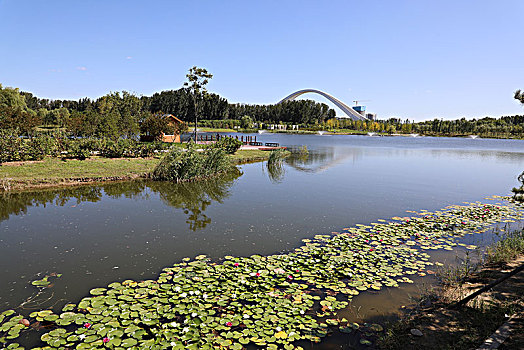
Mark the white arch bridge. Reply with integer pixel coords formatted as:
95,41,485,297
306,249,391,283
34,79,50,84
278,89,369,121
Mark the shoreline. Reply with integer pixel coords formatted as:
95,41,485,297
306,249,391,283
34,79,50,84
378,248,524,349
197,128,524,140
0,149,276,192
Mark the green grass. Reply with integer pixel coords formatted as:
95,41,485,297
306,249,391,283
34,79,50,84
229,149,277,164
0,149,276,190
0,157,160,190
197,127,237,133
485,229,524,265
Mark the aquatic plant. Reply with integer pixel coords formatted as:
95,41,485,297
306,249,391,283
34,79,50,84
267,148,287,165
0,198,521,349
152,145,233,183
485,229,524,264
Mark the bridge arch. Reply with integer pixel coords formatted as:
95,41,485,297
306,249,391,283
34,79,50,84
278,89,367,121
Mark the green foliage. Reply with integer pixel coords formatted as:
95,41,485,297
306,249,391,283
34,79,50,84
0,130,58,163
26,135,58,160
240,115,253,128
139,112,174,140
6,81,524,140
0,84,28,110
0,129,25,163
0,130,172,163
485,229,524,265
184,66,213,140
267,148,288,164
212,137,242,154
152,145,233,182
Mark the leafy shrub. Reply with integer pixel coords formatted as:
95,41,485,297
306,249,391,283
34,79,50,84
212,137,242,154
0,129,25,163
267,148,288,164
25,135,58,160
152,145,232,182
0,130,60,162
485,229,524,265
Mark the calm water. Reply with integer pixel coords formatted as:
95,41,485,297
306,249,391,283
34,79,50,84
1,134,524,345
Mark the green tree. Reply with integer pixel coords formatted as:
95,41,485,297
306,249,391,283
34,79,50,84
140,112,174,141
0,84,28,110
183,66,213,141
0,84,41,133
240,115,253,129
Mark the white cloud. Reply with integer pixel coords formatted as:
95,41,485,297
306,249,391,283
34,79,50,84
77,66,87,71
126,56,133,60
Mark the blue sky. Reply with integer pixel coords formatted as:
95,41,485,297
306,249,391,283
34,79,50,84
1,0,523,121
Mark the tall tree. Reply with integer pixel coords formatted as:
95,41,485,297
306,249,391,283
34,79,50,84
183,66,213,141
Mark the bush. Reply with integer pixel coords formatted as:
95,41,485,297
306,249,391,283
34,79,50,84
212,137,242,154
25,135,58,160
0,130,60,163
0,129,25,163
0,131,170,163
485,230,524,265
152,145,233,182
267,148,288,164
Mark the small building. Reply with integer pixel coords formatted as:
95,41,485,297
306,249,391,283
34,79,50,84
160,114,184,143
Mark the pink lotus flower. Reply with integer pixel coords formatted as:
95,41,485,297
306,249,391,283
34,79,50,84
234,262,239,267
369,248,374,251
226,321,233,327
103,337,109,343
255,272,261,277
84,322,91,328
295,269,299,272
287,275,293,280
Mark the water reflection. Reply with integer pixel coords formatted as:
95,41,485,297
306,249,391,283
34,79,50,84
0,169,242,231
284,146,363,174
149,169,242,230
266,161,286,183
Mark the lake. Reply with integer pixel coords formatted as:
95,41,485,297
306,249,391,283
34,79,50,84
1,134,523,348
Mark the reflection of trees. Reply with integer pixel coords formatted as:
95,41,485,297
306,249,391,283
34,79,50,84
0,169,242,231
0,186,106,222
284,146,362,174
266,162,285,183
147,168,242,231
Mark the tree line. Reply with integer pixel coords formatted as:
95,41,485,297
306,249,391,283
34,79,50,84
321,115,524,138
0,84,336,139
1,83,523,139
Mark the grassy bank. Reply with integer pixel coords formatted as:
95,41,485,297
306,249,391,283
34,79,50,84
196,127,237,133
0,149,276,191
